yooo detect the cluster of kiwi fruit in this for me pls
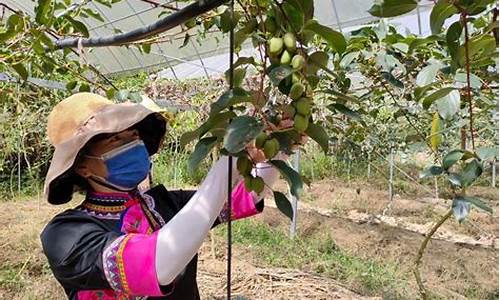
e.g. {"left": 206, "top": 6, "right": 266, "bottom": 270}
{"left": 267, "top": 32, "right": 312, "bottom": 134}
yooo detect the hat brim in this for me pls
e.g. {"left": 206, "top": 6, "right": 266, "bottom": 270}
{"left": 44, "top": 103, "right": 166, "bottom": 204}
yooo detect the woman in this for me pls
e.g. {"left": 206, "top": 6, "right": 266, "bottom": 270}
{"left": 40, "top": 93, "right": 282, "bottom": 299}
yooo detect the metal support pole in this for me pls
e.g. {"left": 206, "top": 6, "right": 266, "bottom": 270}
{"left": 388, "top": 147, "right": 394, "bottom": 203}
{"left": 367, "top": 152, "right": 371, "bottom": 178}
{"left": 492, "top": 160, "right": 497, "bottom": 187}
{"left": 289, "top": 151, "right": 300, "bottom": 239}
{"left": 416, "top": 4, "right": 422, "bottom": 35}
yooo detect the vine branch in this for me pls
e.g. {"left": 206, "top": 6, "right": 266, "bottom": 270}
{"left": 413, "top": 209, "right": 453, "bottom": 300}
{"left": 460, "top": 12, "right": 476, "bottom": 151}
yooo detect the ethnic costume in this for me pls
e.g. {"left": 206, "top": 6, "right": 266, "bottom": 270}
{"left": 42, "top": 183, "right": 262, "bottom": 299}
{"left": 40, "top": 93, "right": 279, "bottom": 299}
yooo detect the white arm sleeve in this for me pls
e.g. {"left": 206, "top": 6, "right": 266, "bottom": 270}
{"left": 250, "top": 152, "right": 288, "bottom": 201}
{"left": 155, "top": 156, "right": 239, "bottom": 285}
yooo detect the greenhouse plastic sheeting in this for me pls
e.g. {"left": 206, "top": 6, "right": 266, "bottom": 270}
{"left": 2, "top": 0, "right": 434, "bottom": 78}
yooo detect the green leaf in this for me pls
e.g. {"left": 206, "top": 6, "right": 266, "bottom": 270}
{"left": 106, "top": 88, "right": 116, "bottom": 99}
{"left": 454, "top": 73, "right": 482, "bottom": 89}
{"left": 307, "top": 51, "right": 330, "bottom": 75}
{"left": 321, "top": 89, "right": 360, "bottom": 104}
{"left": 416, "top": 64, "right": 441, "bottom": 87}
{"left": 448, "top": 173, "right": 462, "bottom": 186}
{"left": 305, "top": 122, "right": 329, "bottom": 154}
{"left": 446, "top": 21, "right": 462, "bottom": 45}
{"left": 282, "top": 2, "right": 304, "bottom": 32}
{"left": 12, "top": 63, "right": 28, "bottom": 81}
{"left": 442, "top": 149, "right": 465, "bottom": 170}
{"left": 381, "top": 71, "right": 404, "bottom": 89}
{"left": 408, "top": 35, "right": 441, "bottom": 54}
{"left": 456, "top": 196, "right": 493, "bottom": 214}
{"left": 210, "top": 88, "right": 252, "bottom": 116}
{"left": 457, "top": 34, "right": 496, "bottom": 67}
{"left": 268, "top": 66, "right": 294, "bottom": 86}
{"left": 422, "top": 87, "right": 456, "bottom": 109}
{"left": 66, "top": 80, "right": 78, "bottom": 91}
{"left": 368, "top": 0, "right": 417, "bottom": 17}
{"left": 340, "top": 52, "right": 360, "bottom": 68}
{"left": 304, "top": 20, "right": 346, "bottom": 54}
{"left": 460, "top": 159, "right": 483, "bottom": 187}
{"left": 476, "top": 147, "right": 498, "bottom": 160}
{"left": 327, "top": 103, "right": 362, "bottom": 122}
{"left": 233, "top": 57, "right": 255, "bottom": 68}
{"left": 223, "top": 116, "right": 263, "bottom": 153}
{"left": 435, "top": 90, "right": 460, "bottom": 120}
{"left": 270, "top": 160, "right": 303, "bottom": 197}
{"left": 419, "top": 165, "right": 443, "bottom": 179}
{"left": 273, "top": 191, "right": 294, "bottom": 221}
{"left": 219, "top": 9, "right": 233, "bottom": 33}
{"left": 430, "top": 1, "right": 459, "bottom": 34}
{"left": 224, "top": 67, "right": 246, "bottom": 87}
{"left": 430, "top": 112, "right": 442, "bottom": 151}
{"left": 188, "top": 137, "right": 218, "bottom": 174}
{"left": 142, "top": 43, "right": 151, "bottom": 54}
{"left": 36, "top": 0, "right": 53, "bottom": 25}
{"left": 452, "top": 198, "right": 470, "bottom": 222}
{"left": 67, "top": 17, "right": 90, "bottom": 37}
{"left": 79, "top": 83, "right": 91, "bottom": 92}
{"left": 84, "top": 8, "right": 105, "bottom": 22}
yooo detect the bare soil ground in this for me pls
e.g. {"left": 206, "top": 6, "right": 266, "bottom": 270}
{"left": 0, "top": 179, "right": 497, "bottom": 299}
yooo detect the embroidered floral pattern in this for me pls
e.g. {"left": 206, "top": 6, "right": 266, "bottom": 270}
{"left": 102, "top": 235, "right": 127, "bottom": 293}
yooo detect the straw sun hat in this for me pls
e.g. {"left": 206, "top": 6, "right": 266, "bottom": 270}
{"left": 44, "top": 92, "right": 166, "bottom": 204}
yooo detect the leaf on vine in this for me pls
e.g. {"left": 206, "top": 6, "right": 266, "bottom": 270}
{"left": 66, "top": 17, "right": 90, "bottom": 38}
{"left": 307, "top": 51, "right": 329, "bottom": 75}
{"left": 305, "top": 122, "right": 329, "bottom": 154}
{"left": 422, "top": 87, "right": 456, "bottom": 109}
{"left": 181, "top": 111, "right": 237, "bottom": 147}
{"left": 223, "top": 116, "right": 263, "bottom": 153}
{"left": 381, "top": 71, "right": 404, "bottom": 89}
{"left": 460, "top": 159, "right": 483, "bottom": 187}
{"left": 430, "top": 1, "right": 458, "bottom": 34}
{"left": 142, "top": 43, "right": 151, "bottom": 54}
{"left": 448, "top": 173, "right": 462, "bottom": 186}
{"left": 304, "top": 20, "right": 346, "bottom": 54}
{"left": 273, "top": 191, "right": 294, "bottom": 221}
{"left": 270, "top": 160, "right": 303, "bottom": 197}
{"left": 188, "top": 137, "right": 218, "bottom": 174}
{"left": 368, "top": 0, "right": 417, "bottom": 18}
{"left": 419, "top": 165, "right": 443, "bottom": 179}
{"left": 12, "top": 63, "right": 28, "bottom": 81}
{"left": 416, "top": 64, "right": 441, "bottom": 87}
{"left": 327, "top": 103, "right": 362, "bottom": 122}
{"left": 35, "top": 0, "right": 53, "bottom": 25}
{"left": 442, "top": 149, "right": 465, "bottom": 170}
{"left": 435, "top": 90, "right": 460, "bottom": 120}
{"left": 282, "top": 2, "right": 304, "bottom": 32}
{"left": 210, "top": 88, "right": 252, "bottom": 115}
{"left": 456, "top": 196, "right": 493, "bottom": 214}
{"left": 452, "top": 198, "right": 470, "bottom": 223}
{"left": 268, "top": 65, "right": 294, "bottom": 86}
{"left": 430, "top": 112, "right": 442, "bottom": 151}
{"left": 476, "top": 147, "right": 499, "bottom": 161}
{"left": 321, "top": 89, "right": 360, "bottom": 104}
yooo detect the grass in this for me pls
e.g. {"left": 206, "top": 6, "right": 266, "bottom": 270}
{"left": 213, "top": 218, "right": 407, "bottom": 297}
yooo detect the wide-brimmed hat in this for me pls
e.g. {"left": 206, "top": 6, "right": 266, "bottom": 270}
{"left": 44, "top": 92, "right": 166, "bottom": 204}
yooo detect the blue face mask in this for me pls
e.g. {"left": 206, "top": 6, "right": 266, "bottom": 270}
{"left": 86, "top": 139, "right": 151, "bottom": 191}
